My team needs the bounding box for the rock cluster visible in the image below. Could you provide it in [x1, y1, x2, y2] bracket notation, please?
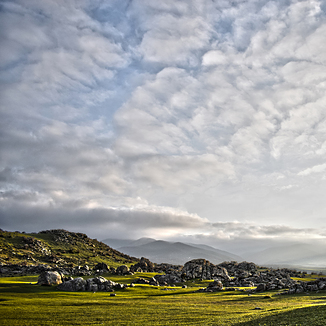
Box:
[284, 278, 326, 294]
[218, 261, 258, 277]
[57, 276, 126, 292]
[133, 277, 159, 286]
[0, 263, 53, 276]
[22, 237, 52, 256]
[223, 268, 297, 290]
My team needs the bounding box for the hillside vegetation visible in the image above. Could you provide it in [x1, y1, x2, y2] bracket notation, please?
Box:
[0, 229, 138, 269]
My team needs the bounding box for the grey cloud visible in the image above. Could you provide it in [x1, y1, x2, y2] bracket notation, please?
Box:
[210, 221, 326, 239]
[0, 201, 209, 240]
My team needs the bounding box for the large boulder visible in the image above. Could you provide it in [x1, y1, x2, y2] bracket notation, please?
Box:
[182, 259, 230, 281]
[37, 271, 62, 286]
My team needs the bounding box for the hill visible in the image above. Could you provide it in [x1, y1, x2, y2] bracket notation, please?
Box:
[103, 238, 242, 265]
[0, 229, 139, 268]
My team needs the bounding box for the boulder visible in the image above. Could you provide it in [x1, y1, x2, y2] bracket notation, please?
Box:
[182, 259, 230, 281]
[155, 274, 182, 285]
[57, 277, 87, 291]
[93, 262, 109, 272]
[116, 265, 129, 275]
[256, 283, 266, 292]
[206, 280, 223, 292]
[130, 257, 155, 273]
[37, 271, 62, 286]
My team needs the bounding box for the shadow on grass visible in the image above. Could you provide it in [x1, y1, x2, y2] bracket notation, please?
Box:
[234, 305, 326, 326]
[0, 283, 57, 294]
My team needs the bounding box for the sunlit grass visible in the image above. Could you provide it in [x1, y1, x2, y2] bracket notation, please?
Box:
[1, 275, 326, 325]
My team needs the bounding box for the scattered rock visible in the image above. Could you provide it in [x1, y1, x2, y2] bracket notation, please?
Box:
[93, 263, 109, 272]
[37, 271, 62, 286]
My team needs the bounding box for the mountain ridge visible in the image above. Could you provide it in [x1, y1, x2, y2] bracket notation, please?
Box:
[103, 237, 242, 265]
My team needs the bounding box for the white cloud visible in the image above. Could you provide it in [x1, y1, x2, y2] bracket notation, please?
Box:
[298, 163, 326, 176]
[202, 50, 228, 66]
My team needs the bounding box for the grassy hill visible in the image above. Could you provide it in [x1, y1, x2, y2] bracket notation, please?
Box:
[0, 229, 139, 269]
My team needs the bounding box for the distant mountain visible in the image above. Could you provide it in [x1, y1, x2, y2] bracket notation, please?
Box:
[107, 238, 243, 265]
[101, 237, 156, 249]
[101, 238, 133, 249]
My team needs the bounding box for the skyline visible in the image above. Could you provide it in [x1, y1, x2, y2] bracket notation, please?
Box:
[1, 0, 326, 253]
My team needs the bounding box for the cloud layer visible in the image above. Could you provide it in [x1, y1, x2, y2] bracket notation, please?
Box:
[1, 0, 326, 250]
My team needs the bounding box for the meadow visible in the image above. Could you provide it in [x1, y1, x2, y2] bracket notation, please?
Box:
[1, 273, 326, 325]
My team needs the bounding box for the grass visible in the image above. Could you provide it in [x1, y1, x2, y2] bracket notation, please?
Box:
[0, 229, 138, 268]
[1, 274, 326, 325]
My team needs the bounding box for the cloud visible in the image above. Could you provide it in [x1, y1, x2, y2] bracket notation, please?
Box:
[298, 163, 326, 176]
[210, 222, 325, 239]
[1, 0, 326, 252]
[0, 198, 209, 239]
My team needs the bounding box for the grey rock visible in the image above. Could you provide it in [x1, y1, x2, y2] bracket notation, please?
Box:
[256, 283, 266, 292]
[182, 259, 230, 281]
[116, 265, 129, 275]
[37, 271, 62, 286]
[57, 277, 86, 291]
[206, 280, 223, 292]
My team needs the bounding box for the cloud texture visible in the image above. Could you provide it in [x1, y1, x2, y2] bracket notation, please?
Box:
[1, 0, 326, 251]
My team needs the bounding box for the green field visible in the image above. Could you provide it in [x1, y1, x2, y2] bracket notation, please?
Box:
[1, 274, 326, 325]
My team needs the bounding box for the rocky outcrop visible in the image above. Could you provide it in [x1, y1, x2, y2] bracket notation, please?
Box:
[37, 271, 62, 286]
[181, 259, 230, 281]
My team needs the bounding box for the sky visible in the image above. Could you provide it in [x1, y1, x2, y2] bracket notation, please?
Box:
[1, 0, 326, 253]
